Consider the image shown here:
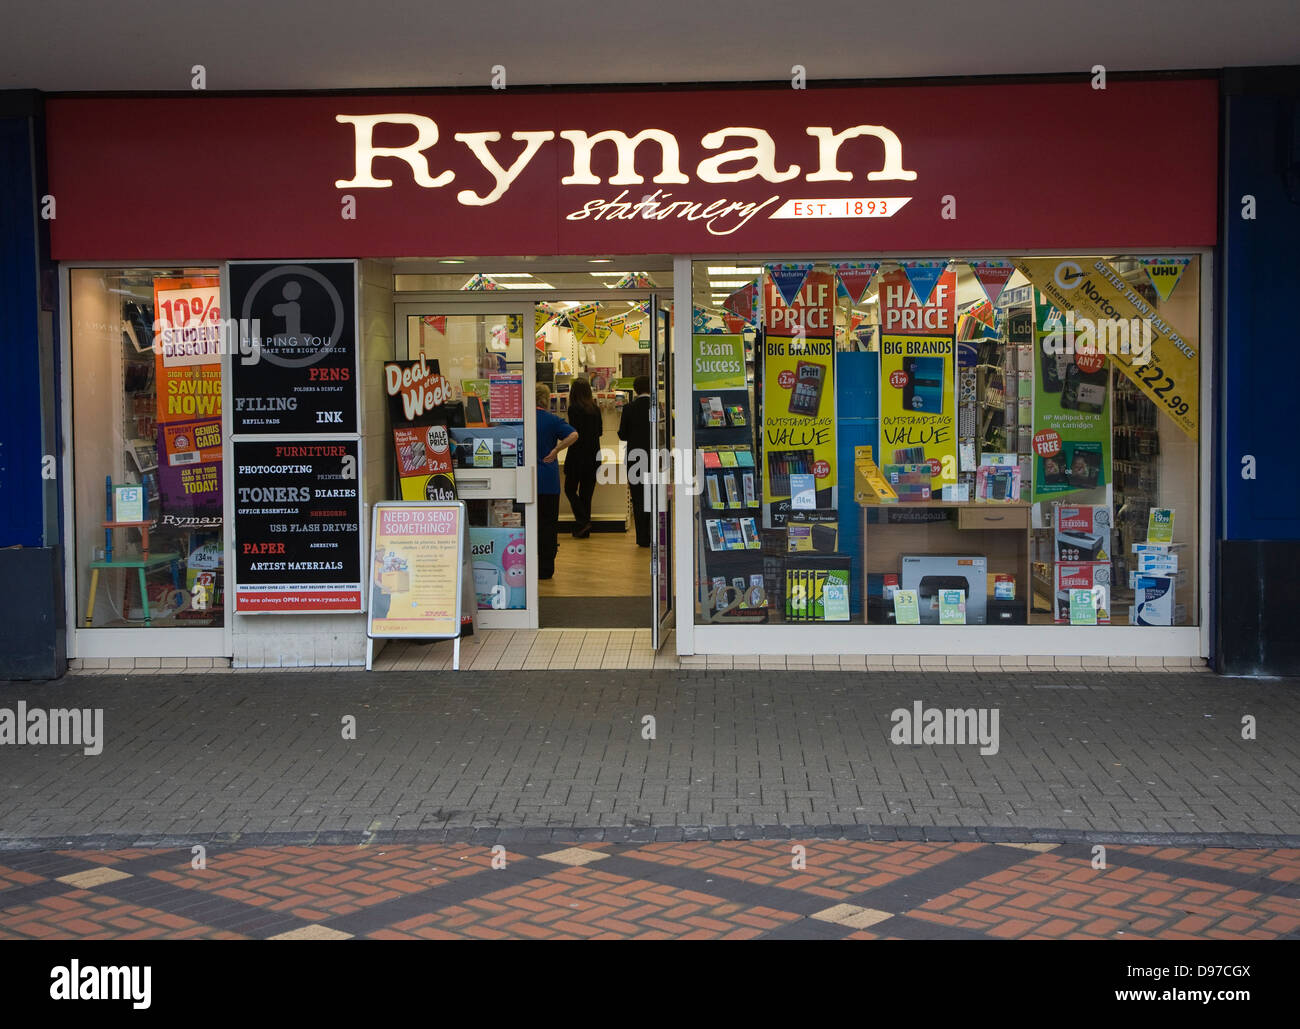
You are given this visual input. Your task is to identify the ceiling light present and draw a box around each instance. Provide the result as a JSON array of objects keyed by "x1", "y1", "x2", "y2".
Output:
[
  {"x1": 438, "y1": 259, "x2": 465, "y2": 264},
  {"x1": 707, "y1": 266, "x2": 762, "y2": 275},
  {"x1": 588, "y1": 258, "x2": 613, "y2": 263},
  {"x1": 709, "y1": 280, "x2": 750, "y2": 288},
  {"x1": 590, "y1": 271, "x2": 625, "y2": 277}
]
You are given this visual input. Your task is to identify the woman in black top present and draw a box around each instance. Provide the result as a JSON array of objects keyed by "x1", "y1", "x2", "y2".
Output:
[{"x1": 564, "y1": 376, "x2": 603, "y2": 538}]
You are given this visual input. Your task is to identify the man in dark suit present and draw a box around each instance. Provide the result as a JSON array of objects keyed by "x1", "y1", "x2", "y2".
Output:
[{"x1": 617, "y1": 375, "x2": 653, "y2": 547}]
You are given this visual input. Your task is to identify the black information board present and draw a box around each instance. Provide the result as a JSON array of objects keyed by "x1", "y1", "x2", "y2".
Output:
[
  {"x1": 229, "y1": 260, "x2": 359, "y2": 435},
  {"x1": 232, "y1": 439, "x2": 363, "y2": 612}
]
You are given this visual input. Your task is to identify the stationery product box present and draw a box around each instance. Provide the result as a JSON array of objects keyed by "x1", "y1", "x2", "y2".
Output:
[
  {"x1": 1053, "y1": 561, "x2": 1111, "y2": 623},
  {"x1": 1131, "y1": 574, "x2": 1175, "y2": 625},
  {"x1": 900, "y1": 554, "x2": 988, "y2": 624},
  {"x1": 1129, "y1": 568, "x2": 1187, "y2": 589},
  {"x1": 1053, "y1": 504, "x2": 1112, "y2": 562}
]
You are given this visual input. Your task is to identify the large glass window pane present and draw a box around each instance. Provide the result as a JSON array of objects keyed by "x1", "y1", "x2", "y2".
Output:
[{"x1": 71, "y1": 267, "x2": 225, "y2": 628}]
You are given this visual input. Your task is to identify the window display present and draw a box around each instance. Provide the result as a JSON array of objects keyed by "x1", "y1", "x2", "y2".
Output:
[
  {"x1": 71, "y1": 268, "x2": 225, "y2": 629},
  {"x1": 691, "y1": 256, "x2": 1201, "y2": 629}
]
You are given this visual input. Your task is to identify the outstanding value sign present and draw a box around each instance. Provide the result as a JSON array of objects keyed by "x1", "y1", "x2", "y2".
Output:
[
  {"x1": 232, "y1": 439, "x2": 363, "y2": 612},
  {"x1": 228, "y1": 260, "x2": 359, "y2": 435},
  {"x1": 368, "y1": 502, "x2": 465, "y2": 639}
]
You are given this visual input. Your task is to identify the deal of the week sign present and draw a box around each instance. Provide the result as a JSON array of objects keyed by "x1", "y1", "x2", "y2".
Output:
[{"x1": 1014, "y1": 258, "x2": 1198, "y2": 438}]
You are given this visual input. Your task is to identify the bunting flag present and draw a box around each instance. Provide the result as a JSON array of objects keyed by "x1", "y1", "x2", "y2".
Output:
[
  {"x1": 604, "y1": 317, "x2": 625, "y2": 339},
  {"x1": 902, "y1": 260, "x2": 950, "y2": 306},
  {"x1": 462, "y1": 273, "x2": 503, "y2": 291},
  {"x1": 692, "y1": 305, "x2": 719, "y2": 334},
  {"x1": 421, "y1": 315, "x2": 447, "y2": 334},
  {"x1": 571, "y1": 307, "x2": 598, "y2": 343},
  {"x1": 968, "y1": 260, "x2": 1015, "y2": 306},
  {"x1": 595, "y1": 323, "x2": 613, "y2": 345},
  {"x1": 723, "y1": 315, "x2": 747, "y2": 335},
  {"x1": 722, "y1": 282, "x2": 757, "y2": 323},
  {"x1": 534, "y1": 308, "x2": 552, "y2": 336},
  {"x1": 767, "y1": 262, "x2": 813, "y2": 308},
  {"x1": 834, "y1": 261, "x2": 881, "y2": 305},
  {"x1": 1138, "y1": 257, "x2": 1191, "y2": 303},
  {"x1": 612, "y1": 271, "x2": 655, "y2": 289},
  {"x1": 622, "y1": 318, "x2": 643, "y2": 344}
]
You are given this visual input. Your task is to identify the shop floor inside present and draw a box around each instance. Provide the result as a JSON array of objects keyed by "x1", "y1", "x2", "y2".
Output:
[{"x1": 539, "y1": 522, "x2": 650, "y2": 628}]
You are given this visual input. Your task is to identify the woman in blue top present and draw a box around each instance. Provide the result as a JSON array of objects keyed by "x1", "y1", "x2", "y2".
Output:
[{"x1": 535, "y1": 383, "x2": 578, "y2": 579}]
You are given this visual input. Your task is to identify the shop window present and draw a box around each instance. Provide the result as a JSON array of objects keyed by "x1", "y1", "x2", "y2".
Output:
[
  {"x1": 70, "y1": 268, "x2": 225, "y2": 628},
  {"x1": 690, "y1": 257, "x2": 1201, "y2": 629}
]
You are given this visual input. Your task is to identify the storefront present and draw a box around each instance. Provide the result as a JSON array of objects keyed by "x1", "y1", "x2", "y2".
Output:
[{"x1": 44, "y1": 75, "x2": 1217, "y2": 664}]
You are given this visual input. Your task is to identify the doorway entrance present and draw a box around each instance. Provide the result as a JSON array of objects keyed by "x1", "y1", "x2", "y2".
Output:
[{"x1": 391, "y1": 267, "x2": 673, "y2": 645}]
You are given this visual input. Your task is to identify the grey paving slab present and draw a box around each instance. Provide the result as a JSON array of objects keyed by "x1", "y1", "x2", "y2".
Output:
[{"x1": 0, "y1": 670, "x2": 1297, "y2": 841}]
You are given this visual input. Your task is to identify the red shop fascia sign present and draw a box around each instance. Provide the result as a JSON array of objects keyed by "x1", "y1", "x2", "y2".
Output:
[{"x1": 46, "y1": 78, "x2": 1218, "y2": 260}]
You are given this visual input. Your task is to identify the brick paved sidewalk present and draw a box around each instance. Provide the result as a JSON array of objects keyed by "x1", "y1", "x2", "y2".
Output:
[
  {"x1": 1, "y1": 669, "x2": 1298, "y2": 842},
  {"x1": 2, "y1": 839, "x2": 1298, "y2": 940}
]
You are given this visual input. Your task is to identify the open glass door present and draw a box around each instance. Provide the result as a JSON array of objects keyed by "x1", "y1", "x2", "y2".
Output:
[
  {"x1": 649, "y1": 294, "x2": 673, "y2": 649},
  {"x1": 393, "y1": 302, "x2": 537, "y2": 629}
]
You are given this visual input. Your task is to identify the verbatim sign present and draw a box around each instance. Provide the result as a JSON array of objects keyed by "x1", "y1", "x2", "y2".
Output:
[{"x1": 46, "y1": 80, "x2": 1217, "y2": 259}]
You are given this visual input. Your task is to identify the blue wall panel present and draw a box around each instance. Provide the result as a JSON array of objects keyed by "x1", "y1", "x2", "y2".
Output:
[
  {"x1": 1221, "y1": 78, "x2": 1300, "y2": 541},
  {"x1": 0, "y1": 114, "x2": 44, "y2": 547}
]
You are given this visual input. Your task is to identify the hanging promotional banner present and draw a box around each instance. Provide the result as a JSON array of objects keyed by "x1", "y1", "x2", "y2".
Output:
[
  {"x1": 152, "y1": 276, "x2": 224, "y2": 523},
  {"x1": 1138, "y1": 257, "x2": 1191, "y2": 303},
  {"x1": 723, "y1": 315, "x2": 747, "y2": 335},
  {"x1": 233, "y1": 439, "x2": 363, "y2": 612},
  {"x1": 767, "y1": 262, "x2": 813, "y2": 309},
  {"x1": 595, "y1": 323, "x2": 613, "y2": 345},
  {"x1": 1030, "y1": 290, "x2": 1111, "y2": 502},
  {"x1": 368, "y1": 502, "x2": 465, "y2": 639},
  {"x1": 834, "y1": 261, "x2": 881, "y2": 305},
  {"x1": 762, "y1": 268, "x2": 836, "y2": 527},
  {"x1": 393, "y1": 423, "x2": 457, "y2": 501},
  {"x1": 691, "y1": 306, "x2": 716, "y2": 334},
  {"x1": 1014, "y1": 258, "x2": 1197, "y2": 438},
  {"x1": 422, "y1": 315, "x2": 447, "y2": 334},
  {"x1": 969, "y1": 260, "x2": 1015, "y2": 306},
  {"x1": 878, "y1": 265, "x2": 956, "y2": 334},
  {"x1": 879, "y1": 333, "x2": 957, "y2": 491},
  {"x1": 902, "y1": 260, "x2": 950, "y2": 306},
  {"x1": 692, "y1": 334, "x2": 747, "y2": 390}
]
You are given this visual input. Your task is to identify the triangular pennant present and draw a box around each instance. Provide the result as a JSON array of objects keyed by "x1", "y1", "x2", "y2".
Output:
[
  {"x1": 595, "y1": 323, "x2": 613, "y2": 345},
  {"x1": 572, "y1": 308, "x2": 597, "y2": 343},
  {"x1": 1138, "y1": 257, "x2": 1191, "y2": 303},
  {"x1": 767, "y1": 262, "x2": 812, "y2": 309},
  {"x1": 835, "y1": 261, "x2": 881, "y2": 305},
  {"x1": 422, "y1": 315, "x2": 447, "y2": 334},
  {"x1": 462, "y1": 273, "x2": 503, "y2": 291},
  {"x1": 622, "y1": 318, "x2": 642, "y2": 344},
  {"x1": 723, "y1": 282, "x2": 757, "y2": 323},
  {"x1": 534, "y1": 308, "x2": 552, "y2": 335},
  {"x1": 902, "y1": 261, "x2": 948, "y2": 306},
  {"x1": 723, "y1": 315, "x2": 746, "y2": 335},
  {"x1": 969, "y1": 260, "x2": 1015, "y2": 306}
]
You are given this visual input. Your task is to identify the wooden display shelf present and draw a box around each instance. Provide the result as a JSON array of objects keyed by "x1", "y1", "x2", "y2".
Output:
[{"x1": 861, "y1": 502, "x2": 1031, "y2": 624}]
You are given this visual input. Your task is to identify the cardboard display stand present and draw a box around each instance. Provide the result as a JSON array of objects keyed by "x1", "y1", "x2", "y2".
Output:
[{"x1": 366, "y1": 501, "x2": 477, "y2": 670}]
